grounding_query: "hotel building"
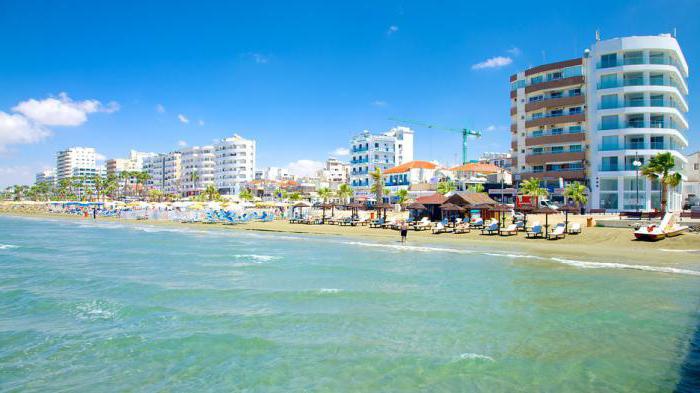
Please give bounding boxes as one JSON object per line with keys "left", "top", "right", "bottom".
{"left": 382, "top": 160, "right": 439, "bottom": 196}
{"left": 510, "top": 33, "right": 689, "bottom": 211}
{"left": 143, "top": 152, "right": 182, "bottom": 195}
{"left": 35, "top": 169, "right": 56, "bottom": 187}
{"left": 350, "top": 127, "right": 414, "bottom": 195}
{"left": 105, "top": 150, "right": 158, "bottom": 177}
{"left": 214, "top": 134, "right": 256, "bottom": 195}
{"left": 319, "top": 157, "right": 350, "bottom": 189}
{"left": 56, "top": 147, "right": 98, "bottom": 182}
{"left": 180, "top": 145, "right": 216, "bottom": 196}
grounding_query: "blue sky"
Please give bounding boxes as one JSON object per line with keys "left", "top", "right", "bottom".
{"left": 1, "top": 0, "right": 698, "bottom": 186}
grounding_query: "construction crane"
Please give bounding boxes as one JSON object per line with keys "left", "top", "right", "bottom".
{"left": 388, "top": 118, "right": 482, "bottom": 165}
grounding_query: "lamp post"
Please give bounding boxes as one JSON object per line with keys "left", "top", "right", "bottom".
{"left": 633, "top": 152, "right": 642, "bottom": 213}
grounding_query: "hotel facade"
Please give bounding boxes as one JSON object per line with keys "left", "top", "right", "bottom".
{"left": 510, "top": 34, "right": 689, "bottom": 211}
{"left": 350, "top": 127, "right": 414, "bottom": 196}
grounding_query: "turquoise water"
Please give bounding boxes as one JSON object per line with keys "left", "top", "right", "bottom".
{"left": 1, "top": 216, "right": 699, "bottom": 392}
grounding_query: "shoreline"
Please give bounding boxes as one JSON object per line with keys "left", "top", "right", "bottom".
{"left": 3, "top": 211, "right": 700, "bottom": 270}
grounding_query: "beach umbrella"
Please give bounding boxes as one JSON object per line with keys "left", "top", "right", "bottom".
{"left": 440, "top": 203, "right": 465, "bottom": 222}
{"left": 406, "top": 202, "right": 427, "bottom": 210}
{"left": 319, "top": 203, "right": 334, "bottom": 223}
{"left": 489, "top": 204, "right": 511, "bottom": 226}
{"left": 533, "top": 207, "right": 558, "bottom": 232}
{"left": 559, "top": 205, "right": 579, "bottom": 233}
{"left": 347, "top": 202, "right": 364, "bottom": 219}
{"left": 374, "top": 202, "right": 392, "bottom": 220}
{"left": 515, "top": 204, "right": 535, "bottom": 225}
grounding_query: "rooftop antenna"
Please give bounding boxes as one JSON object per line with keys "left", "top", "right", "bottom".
{"left": 595, "top": 30, "right": 600, "bottom": 41}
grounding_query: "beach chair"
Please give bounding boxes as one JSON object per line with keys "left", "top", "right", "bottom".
{"left": 499, "top": 224, "right": 518, "bottom": 236}
{"left": 382, "top": 218, "right": 399, "bottom": 229}
{"left": 568, "top": 222, "right": 582, "bottom": 234}
{"left": 526, "top": 225, "right": 543, "bottom": 238}
{"left": 453, "top": 222, "right": 470, "bottom": 234}
{"left": 514, "top": 220, "right": 526, "bottom": 232}
{"left": 414, "top": 218, "right": 432, "bottom": 231}
{"left": 470, "top": 217, "right": 484, "bottom": 228}
{"left": 432, "top": 222, "right": 447, "bottom": 234}
{"left": 480, "top": 221, "right": 499, "bottom": 235}
{"left": 547, "top": 224, "right": 566, "bottom": 240}
{"left": 369, "top": 218, "right": 385, "bottom": 228}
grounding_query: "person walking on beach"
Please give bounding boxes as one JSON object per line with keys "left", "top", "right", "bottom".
{"left": 400, "top": 220, "right": 408, "bottom": 243}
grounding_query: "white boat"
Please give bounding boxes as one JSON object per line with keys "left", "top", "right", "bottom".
{"left": 634, "top": 212, "right": 688, "bottom": 241}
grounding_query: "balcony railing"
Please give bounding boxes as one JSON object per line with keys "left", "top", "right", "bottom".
{"left": 352, "top": 147, "right": 369, "bottom": 153}
{"left": 597, "top": 79, "right": 685, "bottom": 91}
{"left": 599, "top": 121, "right": 677, "bottom": 131}
{"left": 598, "top": 100, "right": 681, "bottom": 110}
{"left": 599, "top": 142, "right": 673, "bottom": 151}
{"left": 529, "top": 149, "right": 582, "bottom": 156}
{"left": 597, "top": 56, "right": 684, "bottom": 70}
{"left": 531, "top": 128, "right": 584, "bottom": 137}
{"left": 527, "top": 111, "right": 583, "bottom": 122}
{"left": 351, "top": 158, "right": 369, "bottom": 164}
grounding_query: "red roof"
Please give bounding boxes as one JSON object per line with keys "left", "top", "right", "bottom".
{"left": 416, "top": 193, "right": 447, "bottom": 205}
{"left": 449, "top": 163, "right": 501, "bottom": 174}
{"left": 384, "top": 160, "right": 438, "bottom": 174}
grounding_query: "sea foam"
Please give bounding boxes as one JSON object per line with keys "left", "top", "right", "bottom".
{"left": 458, "top": 353, "right": 494, "bottom": 362}
{"left": 0, "top": 244, "right": 18, "bottom": 250}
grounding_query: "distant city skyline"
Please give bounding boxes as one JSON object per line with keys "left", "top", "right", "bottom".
{"left": 1, "top": 1, "right": 698, "bottom": 187}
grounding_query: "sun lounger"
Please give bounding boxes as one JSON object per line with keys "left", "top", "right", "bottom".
{"left": 470, "top": 218, "right": 484, "bottom": 229}
{"left": 568, "top": 222, "right": 581, "bottom": 234}
{"left": 414, "top": 218, "right": 432, "bottom": 231}
{"left": 547, "top": 224, "right": 566, "bottom": 240}
{"left": 499, "top": 224, "right": 518, "bottom": 236}
{"left": 432, "top": 222, "right": 447, "bottom": 234}
{"left": 369, "top": 218, "right": 385, "bottom": 228}
{"left": 526, "top": 225, "right": 543, "bottom": 238}
{"left": 382, "top": 219, "right": 399, "bottom": 229}
{"left": 480, "top": 222, "right": 499, "bottom": 235}
{"left": 354, "top": 218, "right": 369, "bottom": 226}
{"left": 453, "top": 222, "right": 470, "bottom": 234}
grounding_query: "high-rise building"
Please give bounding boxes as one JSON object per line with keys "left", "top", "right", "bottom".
{"left": 143, "top": 151, "right": 182, "bottom": 195}
{"left": 349, "top": 127, "right": 414, "bottom": 195}
{"left": 106, "top": 150, "right": 158, "bottom": 177}
{"left": 180, "top": 145, "right": 216, "bottom": 196}
{"left": 682, "top": 151, "right": 700, "bottom": 206}
{"left": 319, "top": 157, "right": 350, "bottom": 189}
{"left": 56, "top": 147, "right": 97, "bottom": 182}
{"left": 214, "top": 134, "right": 256, "bottom": 195}
{"left": 510, "top": 33, "right": 689, "bottom": 211}
{"left": 479, "top": 152, "right": 513, "bottom": 171}
{"left": 35, "top": 169, "right": 56, "bottom": 187}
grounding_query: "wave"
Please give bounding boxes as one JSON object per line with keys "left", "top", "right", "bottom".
{"left": 233, "top": 254, "right": 281, "bottom": 262}
{"left": 659, "top": 249, "right": 700, "bottom": 253}
{"left": 458, "top": 353, "right": 494, "bottom": 362}
{"left": 343, "top": 241, "right": 476, "bottom": 255}
{"left": 73, "top": 300, "right": 118, "bottom": 321}
{"left": 318, "top": 288, "right": 342, "bottom": 294}
{"left": 550, "top": 257, "right": 700, "bottom": 276}
{"left": 0, "top": 244, "right": 18, "bottom": 250}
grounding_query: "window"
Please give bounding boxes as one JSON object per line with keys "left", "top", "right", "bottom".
{"left": 568, "top": 107, "right": 582, "bottom": 115}
{"left": 530, "top": 76, "right": 543, "bottom": 85}
{"left": 550, "top": 91, "right": 563, "bottom": 99}
{"left": 650, "top": 114, "right": 664, "bottom": 128}
{"left": 529, "top": 95, "right": 543, "bottom": 102}
{"left": 650, "top": 136, "right": 664, "bottom": 149}
{"left": 626, "top": 114, "right": 644, "bottom": 128}
{"left": 551, "top": 128, "right": 563, "bottom": 135}
{"left": 694, "top": 163, "right": 699, "bottom": 170}
{"left": 602, "top": 157, "right": 618, "bottom": 171}
{"left": 569, "top": 145, "right": 582, "bottom": 152}
{"left": 548, "top": 71, "right": 562, "bottom": 81}
{"left": 623, "top": 51, "right": 644, "bottom": 65}
{"left": 625, "top": 93, "right": 644, "bottom": 107}
{"left": 532, "top": 113, "right": 543, "bottom": 119}
{"left": 532, "top": 130, "right": 543, "bottom": 137}
{"left": 649, "top": 51, "right": 665, "bottom": 64}
{"left": 533, "top": 166, "right": 544, "bottom": 173}
{"left": 649, "top": 94, "right": 664, "bottom": 106}
{"left": 602, "top": 136, "right": 618, "bottom": 150}
{"left": 568, "top": 88, "right": 581, "bottom": 96}
{"left": 601, "top": 94, "right": 618, "bottom": 109}
{"left": 568, "top": 125, "right": 582, "bottom": 133}
{"left": 562, "top": 66, "right": 582, "bottom": 78}
{"left": 623, "top": 72, "right": 644, "bottom": 86}
{"left": 649, "top": 73, "right": 664, "bottom": 86}
{"left": 600, "top": 74, "right": 618, "bottom": 88}
{"left": 601, "top": 115, "right": 619, "bottom": 130}
{"left": 600, "top": 53, "right": 618, "bottom": 68}
{"left": 549, "top": 109, "right": 563, "bottom": 117}
{"left": 551, "top": 146, "right": 564, "bottom": 153}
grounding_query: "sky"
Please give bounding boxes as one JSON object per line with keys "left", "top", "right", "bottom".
{"left": 1, "top": 0, "right": 699, "bottom": 186}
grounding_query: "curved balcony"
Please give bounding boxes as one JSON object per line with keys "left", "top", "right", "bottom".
{"left": 597, "top": 127, "right": 688, "bottom": 148}
{"left": 595, "top": 62, "right": 688, "bottom": 91}
{"left": 525, "top": 113, "right": 585, "bottom": 128}
{"left": 597, "top": 106, "right": 688, "bottom": 130}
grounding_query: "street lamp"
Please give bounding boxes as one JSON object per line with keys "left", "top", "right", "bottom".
{"left": 633, "top": 152, "right": 642, "bottom": 213}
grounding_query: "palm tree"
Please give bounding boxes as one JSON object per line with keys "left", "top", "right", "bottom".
{"left": 396, "top": 189, "right": 408, "bottom": 206}
{"left": 135, "top": 171, "right": 151, "bottom": 200}
{"left": 317, "top": 187, "right": 333, "bottom": 203}
{"left": 189, "top": 171, "right": 200, "bottom": 195}
{"left": 369, "top": 168, "right": 384, "bottom": 203}
{"left": 203, "top": 184, "right": 220, "bottom": 201}
{"left": 641, "top": 152, "right": 682, "bottom": 212}
{"left": 337, "top": 183, "right": 354, "bottom": 204}
{"left": 564, "top": 181, "right": 588, "bottom": 209}
{"left": 520, "top": 177, "right": 549, "bottom": 199}
{"left": 148, "top": 189, "right": 164, "bottom": 202}
{"left": 93, "top": 175, "right": 106, "bottom": 202}
{"left": 289, "top": 192, "right": 301, "bottom": 202}
{"left": 119, "top": 171, "right": 133, "bottom": 199}
{"left": 467, "top": 183, "right": 485, "bottom": 193}
{"left": 71, "top": 176, "right": 86, "bottom": 200}
{"left": 239, "top": 188, "right": 254, "bottom": 202}
{"left": 13, "top": 185, "right": 28, "bottom": 201}
{"left": 437, "top": 180, "right": 456, "bottom": 195}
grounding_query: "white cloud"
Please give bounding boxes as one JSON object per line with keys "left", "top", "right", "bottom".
{"left": 471, "top": 56, "right": 513, "bottom": 70}
{"left": 0, "top": 111, "right": 52, "bottom": 153}
{"left": 387, "top": 25, "right": 399, "bottom": 35}
{"left": 330, "top": 147, "right": 350, "bottom": 157}
{"left": 12, "top": 92, "right": 118, "bottom": 126}
{"left": 287, "top": 159, "right": 324, "bottom": 178}
{"left": 0, "top": 165, "right": 37, "bottom": 188}
{"left": 486, "top": 125, "right": 496, "bottom": 131}
{"left": 484, "top": 124, "right": 507, "bottom": 132}
{"left": 177, "top": 114, "right": 189, "bottom": 124}
{"left": 371, "top": 100, "right": 387, "bottom": 107}
{"left": 156, "top": 104, "right": 165, "bottom": 113}
{"left": 177, "top": 140, "right": 188, "bottom": 147}
{"left": 198, "top": 119, "right": 205, "bottom": 126}
{"left": 94, "top": 153, "right": 106, "bottom": 161}
{"left": 244, "top": 52, "right": 270, "bottom": 64}
{"left": 506, "top": 47, "right": 522, "bottom": 56}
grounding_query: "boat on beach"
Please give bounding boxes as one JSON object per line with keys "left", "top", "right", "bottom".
{"left": 634, "top": 212, "right": 688, "bottom": 241}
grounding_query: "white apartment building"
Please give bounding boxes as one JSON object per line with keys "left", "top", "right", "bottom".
{"left": 180, "top": 145, "right": 216, "bottom": 196}
{"left": 383, "top": 160, "right": 440, "bottom": 197}
{"left": 318, "top": 158, "right": 350, "bottom": 189}
{"left": 56, "top": 147, "right": 97, "bottom": 182}
{"left": 214, "top": 134, "right": 256, "bottom": 195}
{"left": 682, "top": 151, "right": 700, "bottom": 206}
{"left": 479, "top": 152, "right": 513, "bottom": 171}
{"left": 587, "top": 34, "right": 689, "bottom": 211}
{"left": 350, "top": 126, "right": 414, "bottom": 195}
{"left": 106, "top": 150, "right": 158, "bottom": 177}
{"left": 256, "top": 167, "right": 293, "bottom": 181}
{"left": 35, "top": 169, "right": 56, "bottom": 187}
{"left": 143, "top": 152, "right": 182, "bottom": 195}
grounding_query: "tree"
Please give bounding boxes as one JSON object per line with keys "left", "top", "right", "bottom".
{"left": 239, "top": 188, "right": 254, "bottom": 202}
{"left": 189, "top": 171, "right": 200, "bottom": 195}
{"left": 369, "top": 168, "right": 384, "bottom": 202}
{"left": 56, "top": 178, "right": 72, "bottom": 200}
{"left": 437, "top": 180, "right": 456, "bottom": 195}
{"left": 467, "top": 183, "right": 485, "bottom": 193}
{"left": 289, "top": 192, "right": 301, "bottom": 201}
{"left": 93, "top": 175, "right": 107, "bottom": 202}
{"left": 135, "top": 171, "right": 151, "bottom": 200}
{"left": 148, "top": 189, "right": 164, "bottom": 202}
{"left": 317, "top": 187, "right": 333, "bottom": 203}
{"left": 520, "top": 178, "right": 549, "bottom": 199}
{"left": 119, "top": 171, "right": 133, "bottom": 199}
{"left": 273, "top": 188, "right": 287, "bottom": 201}
{"left": 564, "top": 181, "right": 588, "bottom": 209}
{"left": 13, "top": 185, "right": 28, "bottom": 201}
{"left": 203, "top": 184, "right": 220, "bottom": 201}
{"left": 641, "top": 152, "right": 682, "bottom": 212}
{"left": 71, "top": 176, "right": 86, "bottom": 200}
{"left": 396, "top": 189, "right": 408, "bottom": 205}
{"left": 337, "top": 183, "right": 354, "bottom": 204}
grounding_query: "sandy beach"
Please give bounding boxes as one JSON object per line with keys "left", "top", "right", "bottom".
{"left": 3, "top": 208, "right": 700, "bottom": 269}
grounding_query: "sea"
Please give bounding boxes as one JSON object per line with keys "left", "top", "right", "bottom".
{"left": 0, "top": 215, "right": 698, "bottom": 392}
